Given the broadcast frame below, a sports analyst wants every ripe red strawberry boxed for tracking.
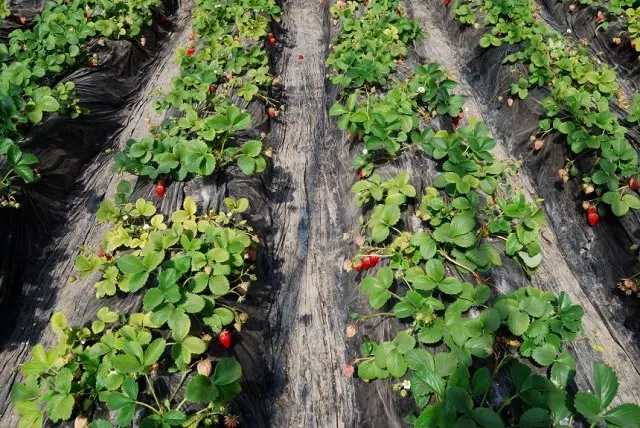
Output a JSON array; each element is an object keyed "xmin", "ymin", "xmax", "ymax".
[
  {"xmin": 247, "ymin": 248, "xmax": 257, "ymax": 262},
  {"xmin": 218, "ymin": 330, "xmax": 232, "ymax": 349},
  {"xmin": 452, "ymin": 113, "xmax": 463, "ymax": 128},
  {"xmin": 357, "ymin": 169, "xmax": 366, "ymax": 179},
  {"xmin": 209, "ymin": 84, "xmax": 216, "ymax": 94},
  {"xmin": 354, "ymin": 260, "xmax": 364, "ymax": 272},
  {"xmin": 268, "ymin": 107, "xmax": 278, "ymax": 117},
  {"xmin": 155, "ymin": 180, "xmax": 165, "ymax": 198},
  {"xmin": 630, "ymin": 177, "xmax": 640, "ymax": 191},
  {"xmin": 159, "ymin": 14, "xmax": 168, "ymax": 24},
  {"xmin": 267, "ymin": 34, "xmax": 276, "ymax": 45},
  {"xmin": 367, "ymin": 255, "xmax": 380, "ymax": 268},
  {"xmin": 97, "ymin": 249, "xmax": 105, "ymax": 258},
  {"xmin": 298, "ymin": 54, "xmax": 304, "ymax": 60},
  {"xmin": 186, "ymin": 47, "xmax": 195, "ymax": 57},
  {"xmin": 443, "ymin": 0, "xmax": 451, "ymax": 5},
  {"xmin": 587, "ymin": 211, "xmax": 599, "ymax": 226},
  {"xmin": 360, "ymin": 257, "xmax": 371, "ymax": 270}
]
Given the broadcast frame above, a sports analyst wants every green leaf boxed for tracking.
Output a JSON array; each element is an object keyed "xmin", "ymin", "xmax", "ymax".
[
  {"xmin": 447, "ymin": 386, "xmax": 472, "ymax": 414},
  {"xmin": 209, "ymin": 275, "xmax": 230, "ymax": 295},
  {"xmin": 593, "ymin": 361, "xmax": 618, "ymax": 409},
  {"xmin": 182, "ymin": 336, "xmax": 206, "ymax": 354},
  {"xmin": 213, "ymin": 358, "xmax": 242, "ymax": 385},
  {"xmin": 169, "ymin": 310, "xmax": 190, "ymax": 342},
  {"xmin": 574, "ymin": 392, "xmax": 603, "ymax": 424},
  {"xmin": 46, "ymin": 393, "xmax": 74, "ymax": 423},
  {"xmin": 54, "ymin": 368, "xmax": 73, "ymax": 394},
  {"xmin": 143, "ymin": 338, "xmax": 166, "ymax": 366},
  {"xmin": 471, "ymin": 368, "xmax": 490, "ymax": 396},
  {"xmin": 434, "ymin": 352, "xmax": 458, "ymax": 377},
  {"xmin": 405, "ymin": 348, "xmax": 435, "ymax": 372},
  {"xmin": 117, "ymin": 255, "xmax": 146, "ymax": 275},
  {"xmin": 412, "ymin": 369, "xmax": 445, "ymax": 398},
  {"xmin": 605, "ymin": 403, "xmax": 640, "ymax": 427},
  {"xmin": 472, "ymin": 407, "xmax": 504, "ymax": 427},
  {"xmin": 393, "ymin": 331, "xmax": 416, "ymax": 354},
  {"xmin": 111, "ymin": 354, "xmax": 143, "ymax": 374},
  {"xmin": 508, "ymin": 311, "xmax": 530, "ymax": 336},
  {"xmin": 386, "ymin": 350, "xmax": 407, "ymax": 377},
  {"xmin": 185, "ymin": 375, "xmax": 218, "ymax": 403},
  {"xmin": 518, "ymin": 408, "xmax": 550, "ymax": 427},
  {"xmin": 531, "ymin": 344, "xmax": 557, "ymax": 367}
]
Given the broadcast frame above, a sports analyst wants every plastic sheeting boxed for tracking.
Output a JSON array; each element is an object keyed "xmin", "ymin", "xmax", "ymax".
[
  {"xmin": 0, "ymin": 0, "xmax": 639, "ymax": 426},
  {"xmin": 0, "ymin": 0, "xmax": 179, "ymax": 310}
]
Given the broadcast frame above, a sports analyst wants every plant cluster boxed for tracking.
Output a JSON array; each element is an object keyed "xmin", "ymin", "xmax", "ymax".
[
  {"xmin": 114, "ymin": 0, "xmax": 281, "ymax": 184},
  {"xmin": 330, "ymin": 63, "xmax": 465, "ymax": 172},
  {"xmin": 11, "ymin": 194, "xmax": 258, "ymax": 427},
  {"xmin": 0, "ymin": 0, "xmax": 166, "ymax": 207},
  {"xmin": 330, "ymin": 0, "xmax": 640, "ymax": 426},
  {"xmin": 450, "ymin": 0, "xmax": 640, "ymax": 223},
  {"xmin": 568, "ymin": 0, "xmax": 640, "ymax": 51},
  {"xmin": 326, "ymin": 0, "xmax": 421, "ymax": 88},
  {"xmin": 0, "ymin": 1, "xmax": 9, "ymax": 19}
]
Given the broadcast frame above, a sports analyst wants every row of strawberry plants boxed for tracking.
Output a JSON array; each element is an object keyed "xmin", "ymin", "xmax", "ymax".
[
  {"xmin": 11, "ymin": 194, "xmax": 257, "ymax": 427},
  {"xmin": 450, "ymin": 0, "xmax": 640, "ymax": 223},
  {"xmin": 328, "ymin": 0, "xmax": 640, "ymax": 426},
  {"xmin": 8, "ymin": 0, "xmax": 281, "ymax": 426},
  {"xmin": 113, "ymin": 0, "xmax": 282, "ymax": 188},
  {"xmin": 567, "ymin": 0, "xmax": 640, "ymax": 51},
  {"xmin": 0, "ymin": 0, "xmax": 168, "ymax": 208}
]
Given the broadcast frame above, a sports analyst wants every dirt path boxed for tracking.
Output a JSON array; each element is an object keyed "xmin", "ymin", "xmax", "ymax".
[{"xmin": 261, "ymin": 0, "xmax": 358, "ymax": 424}]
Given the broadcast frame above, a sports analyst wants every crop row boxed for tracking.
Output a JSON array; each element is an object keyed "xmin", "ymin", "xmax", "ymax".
[
  {"xmin": 8, "ymin": 0, "xmax": 280, "ymax": 426},
  {"xmin": 452, "ymin": 0, "xmax": 640, "ymax": 223},
  {"xmin": 330, "ymin": 0, "xmax": 640, "ymax": 426},
  {"xmin": 0, "ymin": 0, "xmax": 167, "ymax": 208},
  {"xmin": 571, "ymin": 0, "xmax": 640, "ymax": 50}
]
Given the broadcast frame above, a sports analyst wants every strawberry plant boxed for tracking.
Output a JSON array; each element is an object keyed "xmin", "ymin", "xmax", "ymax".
[
  {"xmin": 326, "ymin": 0, "xmax": 420, "ymax": 88},
  {"xmin": 0, "ymin": 0, "xmax": 168, "ymax": 207},
  {"xmin": 450, "ymin": 0, "xmax": 640, "ymax": 221},
  {"xmin": 0, "ymin": 1, "xmax": 8, "ymax": 19},
  {"xmin": 11, "ymin": 195, "xmax": 258, "ymax": 426},
  {"xmin": 330, "ymin": 63, "xmax": 464, "ymax": 169},
  {"xmin": 114, "ymin": 0, "xmax": 279, "ymax": 184}
]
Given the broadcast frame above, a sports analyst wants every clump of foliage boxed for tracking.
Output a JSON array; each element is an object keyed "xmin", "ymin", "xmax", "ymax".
[
  {"xmin": 450, "ymin": 0, "xmax": 640, "ymax": 221},
  {"xmin": 330, "ymin": 1, "xmax": 640, "ymax": 425},
  {"xmin": 114, "ymin": 0, "xmax": 281, "ymax": 183},
  {"xmin": 11, "ymin": 195, "xmax": 258, "ymax": 427},
  {"xmin": 0, "ymin": 0, "xmax": 167, "ymax": 207}
]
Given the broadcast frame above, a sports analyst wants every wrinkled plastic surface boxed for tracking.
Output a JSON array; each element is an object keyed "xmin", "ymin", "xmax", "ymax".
[
  {"xmin": 0, "ymin": 0, "xmax": 179, "ymax": 310},
  {"xmin": 0, "ymin": 0, "xmax": 639, "ymax": 426}
]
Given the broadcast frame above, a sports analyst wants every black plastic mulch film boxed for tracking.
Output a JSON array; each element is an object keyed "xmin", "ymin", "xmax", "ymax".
[{"xmin": 0, "ymin": 0, "xmax": 639, "ymax": 426}]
